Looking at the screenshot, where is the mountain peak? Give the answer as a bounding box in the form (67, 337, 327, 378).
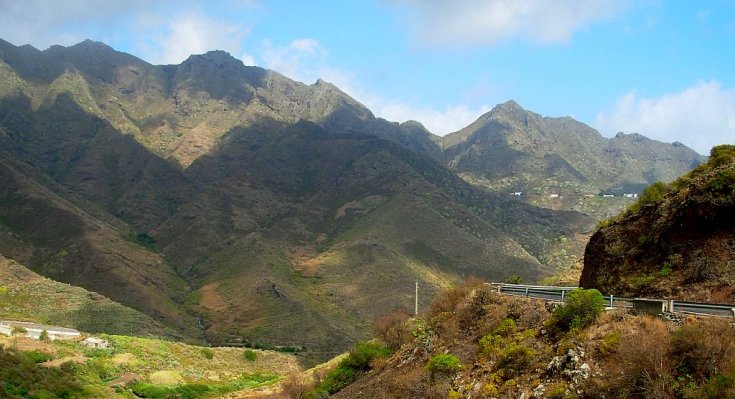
(182, 50, 243, 67)
(495, 99, 523, 111)
(487, 100, 534, 120)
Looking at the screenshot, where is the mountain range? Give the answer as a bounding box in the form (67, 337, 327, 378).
(0, 38, 704, 362)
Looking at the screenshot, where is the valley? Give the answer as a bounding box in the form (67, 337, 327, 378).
(0, 38, 707, 365)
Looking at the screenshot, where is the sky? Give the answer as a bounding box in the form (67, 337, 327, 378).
(1, 0, 733, 154)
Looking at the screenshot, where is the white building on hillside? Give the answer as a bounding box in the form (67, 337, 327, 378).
(82, 337, 110, 349)
(0, 320, 81, 341)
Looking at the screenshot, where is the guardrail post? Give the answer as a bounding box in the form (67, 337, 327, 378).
(610, 295, 613, 308)
(525, 287, 529, 297)
(560, 290, 565, 302)
(731, 308, 735, 320)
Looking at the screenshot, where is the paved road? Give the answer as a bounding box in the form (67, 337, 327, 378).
(492, 283, 735, 317)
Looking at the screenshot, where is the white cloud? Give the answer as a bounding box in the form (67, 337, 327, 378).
(594, 81, 735, 155)
(388, 0, 624, 47)
(241, 53, 257, 66)
(0, 0, 154, 48)
(139, 12, 249, 65)
(313, 67, 491, 135)
(0, 1, 257, 65)
(260, 38, 327, 83)
(375, 101, 491, 135)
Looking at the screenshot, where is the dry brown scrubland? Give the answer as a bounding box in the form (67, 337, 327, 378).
(292, 280, 735, 399)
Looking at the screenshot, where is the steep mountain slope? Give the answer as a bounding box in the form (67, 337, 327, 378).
(159, 119, 587, 355)
(443, 101, 705, 219)
(0, 155, 200, 338)
(0, 255, 176, 337)
(581, 145, 735, 301)
(0, 38, 586, 361)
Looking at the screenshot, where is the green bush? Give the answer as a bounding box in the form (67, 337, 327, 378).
(200, 347, 214, 360)
(600, 331, 621, 356)
(496, 344, 535, 376)
(22, 350, 53, 364)
(710, 144, 735, 167)
(320, 366, 358, 394)
(341, 341, 391, 371)
(130, 383, 171, 398)
(11, 326, 27, 335)
(505, 275, 523, 284)
(424, 353, 461, 377)
(136, 232, 157, 248)
(547, 289, 605, 335)
(493, 318, 517, 337)
(243, 349, 256, 362)
(0, 347, 86, 399)
(317, 341, 391, 394)
(131, 383, 211, 399)
(639, 182, 669, 206)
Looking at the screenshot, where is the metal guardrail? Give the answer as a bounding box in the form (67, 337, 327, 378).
(489, 283, 735, 318)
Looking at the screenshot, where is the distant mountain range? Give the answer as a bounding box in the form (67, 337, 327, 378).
(0, 38, 703, 362)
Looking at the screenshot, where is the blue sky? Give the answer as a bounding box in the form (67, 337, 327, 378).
(1, 0, 733, 154)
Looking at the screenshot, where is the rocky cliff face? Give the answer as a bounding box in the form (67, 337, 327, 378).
(581, 145, 735, 301)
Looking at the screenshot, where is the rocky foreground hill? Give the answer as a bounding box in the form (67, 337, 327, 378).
(320, 282, 735, 399)
(0, 38, 704, 362)
(581, 145, 735, 302)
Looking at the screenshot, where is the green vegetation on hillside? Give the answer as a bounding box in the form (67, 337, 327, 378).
(583, 145, 735, 299)
(0, 332, 298, 399)
(0, 347, 85, 399)
(0, 255, 175, 338)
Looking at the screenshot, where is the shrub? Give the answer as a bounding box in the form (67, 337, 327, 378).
(200, 347, 214, 360)
(22, 350, 53, 364)
(243, 349, 256, 362)
(428, 277, 485, 318)
(316, 341, 391, 394)
(697, 373, 735, 398)
(493, 318, 517, 337)
(505, 275, 523, 284)
(496, 344, 535, 377)
(609, 317, 673, 398)
(130, 383, 211, 399)
(639, 182, 669, 206)
(479, 333, 507, 356)
(0, 347, 85, 398)
(342, 341, 391, 371)
(39, 330, 49, 341)
(710, 144, 735, 167)
(11, 326, 27, 335)
(545, 381, 571, 399)
(136, 232, 157, 248)
(546, 289, 605, 335)
(320, 366, 357, 394)
(599, 331, 621, 356)
(424, 353, 461, 377)
(670, 319, 735, 380)
(372, 310, 412, 350)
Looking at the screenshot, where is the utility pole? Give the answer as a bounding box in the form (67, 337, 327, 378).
(415, 281, 419, 316)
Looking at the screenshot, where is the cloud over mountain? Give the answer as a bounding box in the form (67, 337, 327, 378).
(388, 0, 623, 47)
(595, 81, 735, 155)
